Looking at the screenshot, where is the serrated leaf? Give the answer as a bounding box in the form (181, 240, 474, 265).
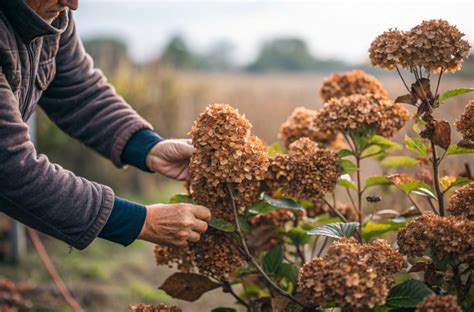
(308, 222, 359, 239)
(382, 156, 418, 168)
(434, 88, 474, 107)
(261, 194, 304, 211)
(169, 194, 193, 204)
(385, 279, 433, 308)
(338, 178, 356, 190)
(263, 245, 283, 274)
(447, 145, 474, 155)
(267, 143, 284, 158)
(337, 149, 354, 158)
(209, 218, 235, 232)
(159, 272, 221, 302)
(363, 218, 407, 241)
(405, 135, 428, 157)
(364, 176, 392, 190)
(338, 159, 358, 174)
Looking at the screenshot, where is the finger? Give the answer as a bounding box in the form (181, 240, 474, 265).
(177, 230, 190, 239)
(188, 231, 201, 242)
(190, 205, 212, 221)
(175, 141, 194, 159)
(193, 219, 208, 233)
(172, 240, 188, 247)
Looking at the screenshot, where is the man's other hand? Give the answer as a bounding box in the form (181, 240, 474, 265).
(146, 139, 193, 181)
(137, 203, 211, 246)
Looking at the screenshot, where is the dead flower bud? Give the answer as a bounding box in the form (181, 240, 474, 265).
(415, 294, 461, 312)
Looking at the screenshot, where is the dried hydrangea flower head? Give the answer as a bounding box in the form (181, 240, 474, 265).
(298, 238, 405, 309)
(305, 198, 358, 221)
(154, 244, 195, 273)
(191, 232, 245, 280)
(319, 70, 388, 102)
(406, 19, 471, 73)
(369, 28, 409, 70)
(129, 304, 182, 312)
(397, 212, 474, 261)
(189, 104, 269, 221)
(316, 93, 410, 138)
(248, 208, 295, 227)
(454, 100, 474, 143)
(278, 107, 339, 148)
(415, 294, 462, 312)
(448, 182, 474, 220)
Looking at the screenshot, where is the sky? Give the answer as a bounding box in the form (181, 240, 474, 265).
(75, 0, 474, 65)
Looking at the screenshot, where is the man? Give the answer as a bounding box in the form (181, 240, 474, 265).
(0, 0, 211, 250)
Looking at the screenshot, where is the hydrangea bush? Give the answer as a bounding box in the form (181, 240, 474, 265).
(132, 19, 473, 312)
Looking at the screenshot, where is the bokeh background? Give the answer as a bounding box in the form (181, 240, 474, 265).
(1, 0, 473, 311)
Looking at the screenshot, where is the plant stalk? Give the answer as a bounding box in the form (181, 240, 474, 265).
(430, 140, 445, 215)
(222, 280, 249, 309)
(355, 155, 363, 242)
(226, 184, 312, 310)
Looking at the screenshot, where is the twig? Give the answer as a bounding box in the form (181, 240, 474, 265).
(226, 184, 312, 309)
(407, 194, 424, 215)
(430, 140, 445, 216)
(316, 237, 329, 257)
(322, 199, 349, 223)
(27, 228, 84, 312)
(345, 188, 357, 214)
(310, 236, 320, 258)
(395, 65, 411, 93)
(424, 197, 439, 215)
(355, 155, 363, 243)
(222, 280, 249, 309)
(434, 69, 444, 98)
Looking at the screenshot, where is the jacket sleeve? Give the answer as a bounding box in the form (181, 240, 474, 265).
(39, 12, 152, 167)
(0, 70, 115, 250)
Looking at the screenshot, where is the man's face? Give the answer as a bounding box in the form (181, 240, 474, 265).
(26, 0, 78, 23)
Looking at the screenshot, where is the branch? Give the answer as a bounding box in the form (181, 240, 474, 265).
(430, 140, 445, 216)
(222, 280, 249, 309)
(226, 184, 313, 310)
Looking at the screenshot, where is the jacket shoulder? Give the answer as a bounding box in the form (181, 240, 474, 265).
(0, 11, 18, 53)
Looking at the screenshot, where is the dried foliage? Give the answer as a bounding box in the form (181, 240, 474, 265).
(129, 304, 182, 312)
(319, 70, 388, 102)
(298, 238, 405, 309)
(278, 107, 340, 148)
(415, 294, 461, 312)
(305, 198, 358, 221)
(316, 93, 409, 138)
(397, 213, 474, 262)
(249, 208, 296, 227)
(448, 182, 474, 220)
(454, 100, 474, 143)
(369, 19, 471, 72)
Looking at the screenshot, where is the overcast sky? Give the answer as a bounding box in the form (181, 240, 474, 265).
(76, 0, 474, 65)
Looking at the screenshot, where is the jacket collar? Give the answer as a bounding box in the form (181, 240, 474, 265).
(1, 0, 68, 43)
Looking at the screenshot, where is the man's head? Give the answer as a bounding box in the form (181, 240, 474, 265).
(26, 0, 78, 23)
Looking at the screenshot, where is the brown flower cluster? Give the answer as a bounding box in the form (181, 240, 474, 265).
(264, 138, 341, 201)
(415, 295, 461, 312)
(455, 100, 474, 143)
(305, 198, 358, 221)
(278, 107, 340, 148)
(298, 238, 406, 309)
(369, 20, 471, 73)
(129, 304, 181, 312)
(248, 208, 295, 227)
(448, 182, 474, 220)
(154, 231, 245, 280)
(397, 213, 474, 262)
(319, 70, 388, 102)
(189, 104, 269, 221)
(316, 93, 409, 138)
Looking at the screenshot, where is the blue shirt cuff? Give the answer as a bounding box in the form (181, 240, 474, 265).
(121, 129, 164, 172)
(98, 197, 147, 246)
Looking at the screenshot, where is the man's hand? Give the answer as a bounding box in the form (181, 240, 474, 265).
(146, 139, 194, 181)
(137, 203, 211, 247)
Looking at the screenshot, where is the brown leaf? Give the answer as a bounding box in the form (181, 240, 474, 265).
(408, 262, 428, 273)
(159, 272, 220, 302)
(395, 93, 417, 105)
(400, 206, 421, 218)
(411, 78, 433, 101)
(433, 120, 451, 150)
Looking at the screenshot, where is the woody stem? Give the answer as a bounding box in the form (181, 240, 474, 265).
(430, 140, 445, 216)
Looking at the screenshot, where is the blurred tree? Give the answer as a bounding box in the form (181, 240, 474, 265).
(83, 37, 131, 74)
(160, 35, 195, 69)
(199, 40, 236, 71)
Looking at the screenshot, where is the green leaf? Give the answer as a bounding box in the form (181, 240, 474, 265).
(169, 194, 193, 204)
(447, 145, 474, 155)
(238, 216, 252, 232)
(261, 194, 304, 212)
(313, 215, 342, 224)
(263, 245, 284, 274)
(276, 262, 299, 285)
(288, 227, 311, 245)
(338, 178, 356, 190)
(364, 176, 392, 190)
(382, 156, 418, 168)
(337, 149, 354, 158)
(370, 135, 401, 150)
(404, 135, 428, 157)
(248, 201, 275, 214)
(435, 88, 474, 107)
(208, 218, 235, 232)
(267, 143, 284, 158)
(411, 187, 438, 200)
(385, 279, 433, 308)
(363, 218, 407, 241)
(361, 144, 382, 157)
(440, 176, 471, 191)
(396, 181, 426, 195)
(338, 159, 358, 174)
(307, 222, 359, 239)
(211, 308, 237, 312)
